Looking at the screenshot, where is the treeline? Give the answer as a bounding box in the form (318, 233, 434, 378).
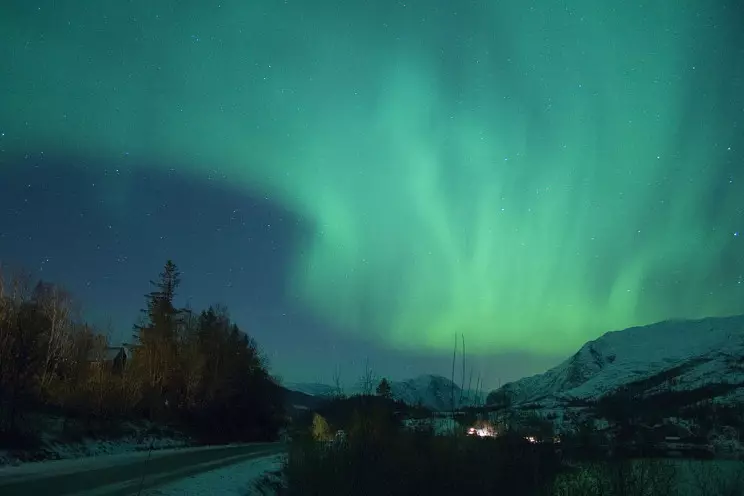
(0, 260, 284, 446)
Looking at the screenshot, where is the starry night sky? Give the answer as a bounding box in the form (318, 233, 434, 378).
(1, 1, 743, 389)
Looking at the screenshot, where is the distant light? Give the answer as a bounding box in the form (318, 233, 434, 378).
(467, 425, 496, 437)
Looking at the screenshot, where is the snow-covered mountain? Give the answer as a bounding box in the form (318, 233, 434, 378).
(287, 374, 483, 411)
(390, 374, 468, 411)
(486, 314, 744, 407)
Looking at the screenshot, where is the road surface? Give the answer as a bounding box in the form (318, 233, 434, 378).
(0, 443, 284, 496)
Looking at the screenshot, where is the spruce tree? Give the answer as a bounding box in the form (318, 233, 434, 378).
(376, 377, 392, 399)
(133, 260, 183, 410)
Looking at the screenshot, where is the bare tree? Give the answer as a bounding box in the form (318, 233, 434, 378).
(450, 333, 457, 413)
(117, 361, 142, 416)
(0, 265, 10, 374)
(89, 333, 111, 416)
(475, 373, 483, 407)
(177, 306, 203, 410)
(465, 366, 474, 406)
(358, 358, 377, 396)
(0, 269, 36, 431)
(9, 268, 32, 304)
(332, 365, 345, 399)
(35, 283, 75, 390)
(458, 334, 466, 407)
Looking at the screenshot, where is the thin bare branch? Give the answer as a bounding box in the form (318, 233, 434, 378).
(450, 332, 457, 414)
(459, 333, 466, 406)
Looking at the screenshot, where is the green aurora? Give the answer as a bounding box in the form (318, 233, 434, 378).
(2, 1, 743, 356)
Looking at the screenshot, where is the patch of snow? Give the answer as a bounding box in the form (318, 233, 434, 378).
(140, 454, 284, 496)
(50, 434, 187, 461)
(0, 417, 192, 466)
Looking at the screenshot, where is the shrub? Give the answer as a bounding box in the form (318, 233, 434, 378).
(275, 426, 563, 495)
(311, 413, 332, 442)
(553, 459, 677, 496)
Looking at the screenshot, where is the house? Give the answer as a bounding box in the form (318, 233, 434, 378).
(87, 345, 131, 374)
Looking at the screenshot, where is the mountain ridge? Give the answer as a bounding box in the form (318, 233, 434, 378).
(287, 373, 484, 411)
(485, 314, 744, 408)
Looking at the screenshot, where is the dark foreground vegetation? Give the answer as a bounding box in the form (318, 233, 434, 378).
(283, 430, 562, 495)
(255, 393, 744, 496)
(0, 260, 284, 457)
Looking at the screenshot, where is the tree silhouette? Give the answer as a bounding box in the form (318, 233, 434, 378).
(376, 377, 392, 399)
(0, 260, 285, 444)
(133, 260, 184, 417)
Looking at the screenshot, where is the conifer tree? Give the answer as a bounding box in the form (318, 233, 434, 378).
(133, 260, 183, 411)
(376, 377, 392, 399)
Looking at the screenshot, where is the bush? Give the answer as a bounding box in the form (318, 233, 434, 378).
(684, 459, 744, 496)
(275, 427, 563, 495)
(553, 459, 677, 496)
(311, 414, 332, 442)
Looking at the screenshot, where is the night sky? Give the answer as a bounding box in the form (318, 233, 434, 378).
(1, 1, 743, 390)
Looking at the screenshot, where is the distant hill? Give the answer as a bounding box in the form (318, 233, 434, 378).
(287, 374, 484, 411)
(285, 382, 337, 398)
(281, 386, 330, 412)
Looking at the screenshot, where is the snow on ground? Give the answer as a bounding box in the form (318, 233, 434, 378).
(0, 417, 191, 466)
(0, 436, 188, 467)
(0, 442, 256, 481)
(50, 434, 187, 460)
(140, 454, 284, 496)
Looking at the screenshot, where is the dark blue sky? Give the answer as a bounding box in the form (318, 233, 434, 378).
(2, 0, 743, 391)
(0, 156, 561, 388)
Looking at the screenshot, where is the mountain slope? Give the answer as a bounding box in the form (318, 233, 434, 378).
(486, 314, 744, 407)
(281, 386, 329, 411)
(390, 374, 462, 411)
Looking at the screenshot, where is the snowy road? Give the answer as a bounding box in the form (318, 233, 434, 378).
(0, 442, 284, 496)
(139, 453, 283, 495)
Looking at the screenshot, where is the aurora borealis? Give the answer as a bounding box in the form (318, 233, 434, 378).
(1, 1, 743, 385)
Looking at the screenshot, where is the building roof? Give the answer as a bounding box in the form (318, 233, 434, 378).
(86, 346, 125, 362)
